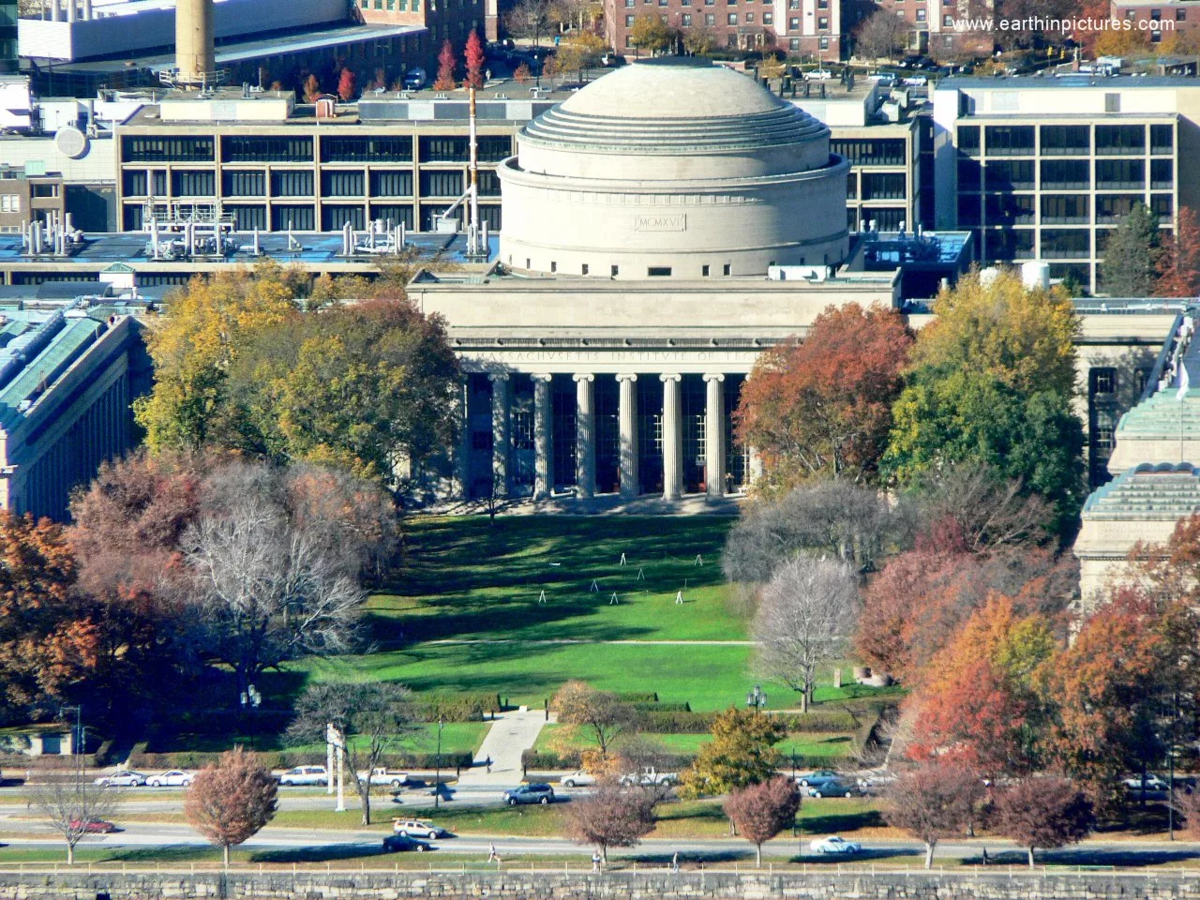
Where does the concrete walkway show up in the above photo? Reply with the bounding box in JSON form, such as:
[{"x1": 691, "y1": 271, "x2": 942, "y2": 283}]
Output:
[{"x1": 457, "y1": 709, "x2": 554, "y2": 787}]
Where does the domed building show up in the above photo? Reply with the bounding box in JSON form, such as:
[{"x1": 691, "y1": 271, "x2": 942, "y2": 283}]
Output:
[{"x1": 497, "y1": 58, "x2": 850, "y2": 279}]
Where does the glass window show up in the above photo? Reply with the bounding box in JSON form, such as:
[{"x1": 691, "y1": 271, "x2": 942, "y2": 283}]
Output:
[
  {"x1": 271, "y1": 170, "x2": 315, "y2": 197},
  {"x1": 1151, "y1": 123, "x2": 1174, "y2": 153},
  {"x1": 984, "y1": 125, "x2": 1035, "y2": 156},
  {"x1": 122, "y1": 136, "x2": 214, "y2": 162},
  {"x1": 1040, "y1": 125, "x2": 1089, "y2": 155},
  {"x1": 1090, "y1": 368, "x2": 1117, "y2": 395},
  {"x1": 222, "y1": 136, "x2": 312, "y2": 163},
  {"x1": 321, "y1": 170, "x2": 365, "y2": 197},
  {"x1": 1040, "y1": 159, "x2": 1089, "y2": 189},
  {"x1": 171, "y1": 170, "x2": 215, "y2": 196},
  {"x1": 222, "y1": 170, "x2": 265, "y2": 196},
  {"x1": 1095, "y1": 124, "x2": 1145, "y2": 154},
  {"x1": 321, "y1": 136, "x2": 412, "y2": 162},
  {"x1": 957, "y1": 125, "x2": 980, "y2": 154},
  {"x1": 1096, "y1": 158, "x2": 1144, "y2": 188},
  {"x1": 1041, "y1": 194, "x2": 1089, "y2": 224}
]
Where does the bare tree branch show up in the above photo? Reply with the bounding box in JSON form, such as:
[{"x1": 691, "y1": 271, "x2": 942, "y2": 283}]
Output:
[{"x1": 29, "y1": 767, "x2": 122, "y2": 864}]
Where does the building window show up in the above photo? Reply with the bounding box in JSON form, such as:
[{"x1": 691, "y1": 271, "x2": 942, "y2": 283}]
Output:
[
  {"x1": 322, "y1": 136, "x2": 412, "y2": 162},
  {"x1": 723, "y1": 263, "x2": 731, "y2": 275},
  {"x1": 171, "y1": 170, "x2": 215, "y2": 197},
  {"x1": 626, "y1": 14, "x2": 634, "y2": 24},
  {"x1": 942, "y1": 13, "x2": 952, "y2": 24},
  {"x1": 1090, "y1": 368, "x2": 1117, "y2": 396},
  {"x1": 819, "y1": 36, "x2": 829, "y2": 48},
  {"x1": 1105, "y1": 92, "x2": 1120, "y2": 112},
  {"x1": 1178, "y1": 8, "x2": 1186, "y2": 19},
  {"x1": 612, "y1": 264, "x2": 619, "y2": 276},
  {"x1": 702, "y1": 264, "x2": 710, "y2": 276},
  {"x1": 763, "y1": 11, "x2": 772, "y2": 23},
  {"x1": 705, "y1": 13, "x2": 714, "y2": 24},
  {"x1": 322, "y1": 170, "x2": 365, "y2": 197},
  {"x1": 1093, "y1": 410, "x2": 1116, "y2": 454},
  {"x1": 0, "y1": 194, "x2": 18, "y2": 213},
  {"x1": 745, "y1": 11, "x2": 754, "y2": 21},
  {"x1": 122, "y1": 136, "x2": 215, "y2": 163},
  {"x1": 551, "y1": 261, "x2": 557, "y2": 272},
  {"x1": 370, "y1": 170, "x2": 413, "y2": 197},
  {"x1": 648, "y1": 266, "x2": 672, "y2": 276},
  {"x1": 223, "y1": 136, "x2": 313, "y2": 163},
  {"x1": 582, "y1": 264, "x2": 589, "y2": 275},
  {"x1": 789, "y1": 15, "x2": 799, "y2": 27},
  {"x1": 681, "y1": 12, "x2": 691, "y2": 23},
  {"x1": 271, "y1": 170, "x2": 315, "y2": 197},
  {"x1": 789, "y1": 37, "x2": 799, "y2": 49},
  {"x1": 222, "y1": 170, "x2": 265, "y2": 197},
  {"x1": 818, "y1": 15, "x2": 828, "y2": 27},
  {"x1": 727, "y1": 13, "x2": 736, "y2": 23},
  {"x1": 915, "y1": 8, "x2": 925, "y2": 19}
]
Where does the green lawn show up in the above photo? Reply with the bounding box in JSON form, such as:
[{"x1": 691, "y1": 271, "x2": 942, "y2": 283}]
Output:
[{"x1": 534, "y1": 724, "x2": 857, "y2": 759}]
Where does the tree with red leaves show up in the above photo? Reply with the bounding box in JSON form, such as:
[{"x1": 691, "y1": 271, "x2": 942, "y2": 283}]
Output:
[
  {"x1": 735, "y1": 302, "x2": 912, "y2": 494},
  {"x1": 1156, "y1": 207, "x2": 1200, "y2": 298},
  {"x1": 434, "y1": 39, "x2": 458, "y2": 90},
  {"x1": 992, "y1": 777, "x2": 1093, "y2": 868},
  {"x1": 724, "y1": 776, "x2": 800, "y2": 867},
  {"x1": 302, "y1": 73, "x2": 321, "y2": 102},
  {"x1": 337, "y1": 67, "x2": 357, "y2": 101},
  {"x1": 885, "y1": 762, "x2": 985, "y2": 868},
  {"x1": 564, "y1": 782, "x2": 656, "y2": 862},
  {"x1": 464, "y1": 30, "x2": 485, "y2": 88},
  {"x1": 184, "y1": 748, "x2": 279, "y2": 867}
]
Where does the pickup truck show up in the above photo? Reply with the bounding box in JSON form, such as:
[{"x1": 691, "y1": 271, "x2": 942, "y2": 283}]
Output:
[
  {"x1": 356, "y1": 767, "x2": 411, "y2": 788},
  {"x1": 619, "y1": 767, "x2": 677, "y2": 787}
]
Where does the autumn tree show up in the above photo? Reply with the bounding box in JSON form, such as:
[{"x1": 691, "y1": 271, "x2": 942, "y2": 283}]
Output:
[
  {"x1": 514, "y1": 61, "x2": 533, "y2": 83},
  {"x1": 302, "y1": 73, "x2": 321, "y2": 101},
  {"x1": 1101, "y1": 202, "x2": 1162, "y2": 297},
  {"x1": 184, "y1": 748, "x2": 278, "y2": 867},
  {"x1": 629, "y1": 13, "x2": 672, "y2": 54},
  {"x1": 554, "y1": 32, "x2": 606, "y2": 80},
  {"x1": 854, "y1": 9, "x2": 910, "y2": 60},
  {"x1": 337, "y1": 67, "x2": 357, "y2": 101},
  {"x1": 1156, "y1": 206, "x2": 1200, "y2": 298},
  {"x1": 564, "y1": 782, "x2": 656, "y2": 862},
  {"x1": 465, "y1": 30, "x2": 486, "y2": 88},
  {"x1": 992, "y1": 778, "x2": 1093, "y2": 868},
  {"x1": 680, "y1": 708, "x2": 785, "y2": 798},
  {"x1": 288, "y1": 681, "x2": 417, "y2": 825},
  {"x1": 883, "y1": 269, "x2": 1085, "y2": 533},
  {"x1": 434, "y1": 39, "x2": 458, "y2": 90},
  {"x1": 753, "y1": 556, "x2": 858, "y2": 713},
  {"x1": 884, "y1": 762, "x2": 985, "y2": 868},
  {"x1": 30, "y1": 768, "x2": 122, "y2": 864},
  {"x1": 682, "y1": 20, "x2": 715, "y2": 55},
  {"x1": 551, "y1": 681, "x2": 634, "y2": 770},
  {"x1": 736, "y1": 303, "x2": 913, "y2": 493},
  {"x1": 724, "y1": 776, "x2": 801, "y2": 867}
]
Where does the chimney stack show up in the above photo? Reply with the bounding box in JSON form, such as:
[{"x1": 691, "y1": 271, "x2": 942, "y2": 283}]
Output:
[{"x1": 175, "y1": 0, "x2": 215, "y2": 88}]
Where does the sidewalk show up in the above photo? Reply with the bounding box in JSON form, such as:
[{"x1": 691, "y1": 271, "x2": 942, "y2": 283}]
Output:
[{"x1": 457, "y1": 709, "x2": 553, "y2": 787}]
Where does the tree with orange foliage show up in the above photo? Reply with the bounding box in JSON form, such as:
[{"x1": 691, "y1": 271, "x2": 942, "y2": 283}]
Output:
[
  {"x1": 434, "y1": 39, "x2": 458, "y2": 90},
  {"x1": 1156, "y1": 207, "x2": 1200, "y2": 298},
  {"x1": 735, "y1": 303, "x2": 912, "y2": 494},
  {"x1": 464, "y1": 30, "x2": 485, "y2": 88},
  {"x1": 337, "y1": 67, "x2": 357, "y2": 101},
  {"x1": 184, "y1": 748, "x2": 279, "y2": 867},
  {"x1": 514, "y1": 61, "x2": 533, "y2": 84},
  {"x1": 302, "y1": 73, "x2": 321, "y2": 102},
  {"x1": 906, "y1": 596, "x2": 1057, "y2": 778}
]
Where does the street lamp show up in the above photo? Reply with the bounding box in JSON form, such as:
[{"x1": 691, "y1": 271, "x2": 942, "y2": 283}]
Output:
[
  {"x1": 61, "y1": 705, "x2": 83, "y2": 759},
  {"x1": 240, "y1": 684, "x2": 261, "y2": 751},
  {"x1": 434, "y1": 718, "x2": 444, "y2": 809},
  {"x1": 746, "y1": 685, "x2": 768, "y2": 712}
]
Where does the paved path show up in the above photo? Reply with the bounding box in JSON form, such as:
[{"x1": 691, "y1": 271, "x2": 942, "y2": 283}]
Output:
[{"x1": 457, "y1": 709, "x2": 553, "y2": 788}]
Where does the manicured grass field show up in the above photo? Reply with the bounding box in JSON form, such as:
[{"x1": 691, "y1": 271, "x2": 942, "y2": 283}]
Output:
[{"x1": 534, "y1": 724, "x2": 857, "y2": 760}]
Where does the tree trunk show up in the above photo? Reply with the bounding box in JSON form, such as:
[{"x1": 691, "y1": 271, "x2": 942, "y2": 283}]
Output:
[
  {"x1": 924, "y1": 843, "x2": 934, "y2": 869},
  {"x1": 223, "y1": 844, "x2": 231, "y2": 868},
  {"x1": 601, "y1": 845, "x2": 608, "y2": 863},
  {"x1": 800, "y1": 689, "x2": 809, "y2": 714},
  {"x1": 755, "y1": 844, "x2": 762, "y2": 868},
  {"x1": 66, "y1": 841, "x2": 74, "y2": 865},
  {"x1": 362, "y1": 787, "x2": 372, "y2": 826},
  {"x1": 1027, "y1": 847, "x2": 1035, "y2": 869}
]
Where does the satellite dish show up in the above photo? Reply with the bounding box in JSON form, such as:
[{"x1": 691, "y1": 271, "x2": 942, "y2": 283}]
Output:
[{"x1": 55, "y1": 126, "x2": 89, "y2": 159}]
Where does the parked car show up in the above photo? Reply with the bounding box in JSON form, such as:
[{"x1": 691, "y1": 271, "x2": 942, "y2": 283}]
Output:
[
  {"x1": 146, "y1": 770, "x2": 193, "y2": 787},
  {"x1": 796, "y1": 769, "x2": 839, "y2": 787},
  {"x1": 70, "y1": 818, "x2": 119, "y2": 834},
  {"x1": 560, "y1": 770, "x2": 596, "y2": 788},
  {"x1": 867, "y1": 72, "x2": 897, "y2": 86},
  {"x1": 903, "y1": 74, "x2": 929, "y2": 87},
  {"x1": 392, "y1": 819, "x2": 448, "y2": 839},
  {"x1": 1124, "y1": 774, "x2": 1169, "y2": 791},
  {"x1": 94, "y1": 771, "x2": 146, "y2": 787},
  {"x1": 278, "y1": 765, "x2": 328, "y2": 786},
  {"x1": 807, "y1": 778, "x2": 858, "y2": 799},
  {"x1": 357, "y1": 767, "x2": 410, "y2": 788},
  {"x1": 402, "y1": 68, "x2": 427, "y2": 90},
  {"x1": 619, "y1": 767, "x2": 677, "y2": 787},
  {"x1": 503, "y1": 783, "x2": 555, "y2": 805},
  {"x1": 809, "y1": 835, "x2": 861, "y2": 855},
  {"x1": 803, "y1": 69, "x2": 834, "y2": 81},
  {"x1": 382, "y1": 834, "x2": 431, "y2": 853}
]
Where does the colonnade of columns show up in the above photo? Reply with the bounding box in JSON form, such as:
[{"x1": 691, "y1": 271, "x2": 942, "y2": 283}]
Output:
[{"x1": 473, "y1": 371, "x2": 755, "y2": 502}]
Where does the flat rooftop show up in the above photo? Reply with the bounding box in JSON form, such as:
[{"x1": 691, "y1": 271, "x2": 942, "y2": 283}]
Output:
[{"x1": 940, "y1": 74, "x2": 1200, "y2": 90}]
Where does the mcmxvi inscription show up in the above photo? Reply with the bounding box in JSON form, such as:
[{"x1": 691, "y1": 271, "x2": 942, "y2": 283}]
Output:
[{"x1": 633, "y1": 214, "x2": 687, "y2": 232}]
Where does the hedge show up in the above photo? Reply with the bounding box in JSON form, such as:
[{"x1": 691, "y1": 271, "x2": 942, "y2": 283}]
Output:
[
  {"x1": 127, "y1": 749, "x2": 474, "y2": 771},
  {"x1": 413, "y1": 693, "x2": 498, "y2": 723},
  {"x1": 629, "y1": 701, "x2": 691, "y2": 713},
  {"x1": 626, "y1": 709, "x2": 862, "y2": 734},
  {"x1": 611, "y1": 692, "x2": 659, "y2": 703}
]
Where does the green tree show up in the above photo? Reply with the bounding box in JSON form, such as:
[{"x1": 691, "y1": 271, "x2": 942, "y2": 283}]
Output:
[
  {"x1": 679, "y1": 707, "x2": 786, "y2": 798},
  {"x1": 1101, "y1": 201, "x2": 1162, "y2": 297},
  {"x1": 554, "y1": 32, "x2": 606, "y2": 79},
  {"x1": 882, "y1": 269, "x2": 1085, "y2": 532},
  {"x1": 630, "y1": 13, "x2": 672, "y2": 54}
]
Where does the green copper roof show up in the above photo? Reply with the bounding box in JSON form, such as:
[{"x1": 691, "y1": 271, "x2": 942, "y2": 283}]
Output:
[
  {"x1": 1116, "y1": 392, "x2": 1200, "y2": 438},
  {"x1": 1083, "y1": 463, "x2": 1200, "y2": 519}
]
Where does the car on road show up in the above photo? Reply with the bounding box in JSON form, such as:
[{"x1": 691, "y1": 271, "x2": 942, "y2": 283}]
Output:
[
  {"x1": 392, "y1": 819, "x2": 448, "y2": 839},
  {"x1": 357, "y1": 767, "x2": 410, "y2": 788},
  {"x1": 803, "y1": 69, "x2": 834, "y2": 81},
  {"x1": 809, "y1": 835, "x2": 861, "y2": 855},
  {"x1": 806, "y1": 778, "x2": 858, "y2": 798},
  {"x1": 903, "y1": 74, "x2": 929, "y2": 86},
  {"x1": 71, "y1": 818, "x2": 119, "y2": 834},
  {"x1": 382, "y1": 834, "x2": 431, "y2": 853},
  {"x1": 402, "y1": 68, "x2": 427, "y2": 90},
  {"x1": 504, "y1": 783, "x2": 555, "y2": 805},
  {"x1": 1124, "y1": 775, "x2": 1169, "y2": 791},
  {"x1": 560, "y1": 770, "x2": 596, "y2": 788},
  {"x1": 146, "y1": 770, "x2": 193, "y2": 788},
  {"x1": 278, "y1": 766, "x2": 328, "y2": 786},
  {"x1": 619, "y1": 767, "x2": 677, "y2": 787},
  {"x1": 796, "y1": 769, "x2": 839, "y2": 787},
  {"x1": 94, "y1": 771, "x2": 146, "y2": 787},
  {"x1": 867, "y1": 72, "x2": 897, "y2": 86}
]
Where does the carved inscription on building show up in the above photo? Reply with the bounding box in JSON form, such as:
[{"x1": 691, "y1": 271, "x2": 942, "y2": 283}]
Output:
[{"x1": 633, "y1": 214, "x2": 687, "y2": 232}]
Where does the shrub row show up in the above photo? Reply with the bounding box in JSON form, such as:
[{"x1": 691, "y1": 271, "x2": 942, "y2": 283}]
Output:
[
  {"x1": 611, "y1": 692, "x2": 659, "y2": 703},
  {"x1": 127, "y1": 748, "x2": 475, "y2": 772},
  {"x1": 625, "y1": 709, "x2": 861, "y2": 734},
  {"x1": 520, "y1": 748, "x2": 848, "y2": 774},
  {"x1": 413, "y1": 693, "x2": 498, "y2": 723},
  {"x1": 628, "y1": 701, "x2": 691, "y2": 713}
]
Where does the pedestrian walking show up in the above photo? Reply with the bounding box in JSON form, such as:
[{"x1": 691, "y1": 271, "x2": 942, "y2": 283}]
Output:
[
  {"x1": 486, "y1": 755, "x2": 492, "y2": 773},
  {"x1": 592, "y1": 850, "x2": 602, "y2": 872},
  {"x1": 671, "y1": 852, "x2": 679, "y2": 873},
  {"x1": 488, "y1": 843, "x2": 499, "y2": 863}
]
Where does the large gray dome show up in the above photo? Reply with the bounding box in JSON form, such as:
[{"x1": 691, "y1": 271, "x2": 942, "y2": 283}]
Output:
[{"x1": 497, "y1": 58, "x2": 849, "y2": 280}]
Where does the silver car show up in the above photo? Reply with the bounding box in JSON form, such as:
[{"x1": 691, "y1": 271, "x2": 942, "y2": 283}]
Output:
[{"x1": 94, "y1": 771, "x2": 146, "y2": 787}]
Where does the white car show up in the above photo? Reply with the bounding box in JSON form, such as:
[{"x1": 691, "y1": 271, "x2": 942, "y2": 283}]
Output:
[
  {"x1": 903, "y1": 74, "x2": 929, "y2": 86},
  {"x1": 560, "y1": 770, "x2": 596, "y2": 788},
  {"x1": 279, "y1": 765, "x2": 329, "y2": 786},
  {"x1": 392, "y1": 819, "x2": 447, "y2": 839},
  {"x1": 803, "y1": 69, "x2": 834, "y2": 81},
  {"x1": 1124, "y1": 775, "x2": 1169, "y2": 791},
  {"x1": 94, "y1": 771, "x2": 146, "y2": 787},
  {"x1": 809, "y1": 835, "x2": 862, "y2": 855},
  {"x1": 146, "y1": 770, "x2": 193, "y2": 787}
]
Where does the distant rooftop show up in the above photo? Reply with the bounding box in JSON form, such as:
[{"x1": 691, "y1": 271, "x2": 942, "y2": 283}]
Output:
[
  {"x1": 940, "y1": 74, "x2": 1200, "y2": 90},
  {"x1": 1083, "y1": 463, "x2": 1200, "y2": 518}
]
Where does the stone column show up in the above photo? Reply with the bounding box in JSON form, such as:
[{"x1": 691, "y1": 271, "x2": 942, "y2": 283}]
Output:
[
  {"x1": 661, "y1": 373, "x2": 682, "y2": 502},
  {"x1": 703, "y1": 374, "x2": 726, "y2": 499},
  {"x1": 489, "y1": 372, "x2": 509, "y2": 498},
  {"x1": 532, "y1": 374, "x2": 553, "y2": 501},
  {"x1": 574, "y1": 374, "x2": 595, "y2": 501},
  {"x1": 617, "y1": 374, "x2": 639, "y2": 499}
]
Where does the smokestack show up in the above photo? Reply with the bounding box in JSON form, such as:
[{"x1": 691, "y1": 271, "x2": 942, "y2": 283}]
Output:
[{"x1": 175, "y1": 0, "x2": 215, "y2": 88}]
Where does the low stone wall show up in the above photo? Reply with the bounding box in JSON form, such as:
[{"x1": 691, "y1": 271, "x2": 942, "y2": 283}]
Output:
[{"x1": 4, "y1": 869, "x2": 1200, "y2": 900}]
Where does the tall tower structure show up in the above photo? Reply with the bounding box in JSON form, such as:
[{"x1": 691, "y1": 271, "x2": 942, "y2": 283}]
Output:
[{"x1": 173, "y1": 0, "x2": 216, "y2": 87}]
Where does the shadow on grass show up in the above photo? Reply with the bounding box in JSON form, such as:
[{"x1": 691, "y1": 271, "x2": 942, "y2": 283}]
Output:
[
  {"x1": 790, "y1": 848, "x2": 923, "y2": 864},
  {"x1": 251, "y1": 844, "x2": 385, "y2": 864},
  {"x1": 800, "y1": 810, "x2": 886, "y2": 833},
  {"x1": 629, "y1": 850, "x2": 752, "y2": 865},
  {"x1": 104, "y1": 845, "x2": 219, "y2": 864}
]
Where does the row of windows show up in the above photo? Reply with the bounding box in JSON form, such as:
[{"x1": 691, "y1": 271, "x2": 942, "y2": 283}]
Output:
[
  {"x1": 960, "y1": 192, "x2": 1173, "y2": 226},
  {"x1": 830, "y1": 138, "x2": 906, "y2": 166},
  {"x1": 958, "y1": 157, "x2": 1173, "y2": 190},
  {"x1": 957, "y1": 123, "x2": 1174, "y2": 156},
  {"x1": 121, "y1": 168, "x2": 499, "y2": 199},
  {"x1": 976, "y1": 225, "x2": 1172, "y2": 261},
  {"x1": 123, "y1": 134, "x2": 512, "y2": 164}
]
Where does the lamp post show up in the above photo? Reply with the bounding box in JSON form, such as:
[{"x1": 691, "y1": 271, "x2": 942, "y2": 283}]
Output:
[
  {"x1": 61, "y1": 705, "x2": 83, "y2": 759},
  {"x1": 746, "y1": 685, "x2": 768, "y2": 713},
  {"x1": 240, "y1": 684, "x2": 261, "y2": 751},
  {"x1": 434, "y1": 718, "x2": 444, "y2": 809}
]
